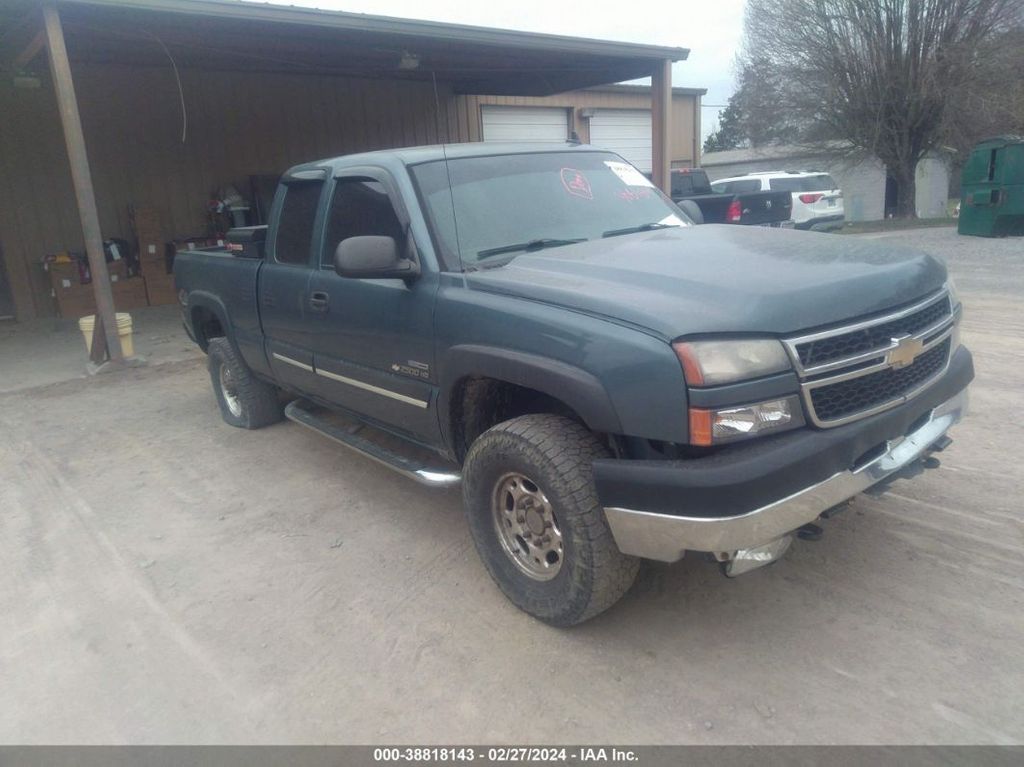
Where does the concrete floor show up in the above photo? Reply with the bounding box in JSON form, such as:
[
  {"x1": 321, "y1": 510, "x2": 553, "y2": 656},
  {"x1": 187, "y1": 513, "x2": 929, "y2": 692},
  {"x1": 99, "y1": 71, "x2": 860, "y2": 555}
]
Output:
[
  {"x1": 0, "y1": 305, "x2": 202, "y2": 394},
  {"x1": 0, "y1": 227, "x2": 1021, "y2": 744}
]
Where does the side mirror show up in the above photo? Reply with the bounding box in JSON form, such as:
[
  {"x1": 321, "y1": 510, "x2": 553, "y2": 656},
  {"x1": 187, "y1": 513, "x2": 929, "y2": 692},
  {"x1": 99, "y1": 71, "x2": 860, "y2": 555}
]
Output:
[
  {"x1": 678, "y1": 199, "x2": 704, "y2": 225},
  {"x1": 333, "y1": 236, "x2": 419, "y2": 280}
]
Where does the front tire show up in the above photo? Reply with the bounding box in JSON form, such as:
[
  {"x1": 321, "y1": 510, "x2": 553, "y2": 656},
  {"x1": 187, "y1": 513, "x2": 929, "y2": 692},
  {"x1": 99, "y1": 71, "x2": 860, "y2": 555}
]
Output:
[
  {"x1": 462, "y1": 414, "x2": 639, "y2": 626},
  {"x1": 207, "y1": 337, "x2": 283, "y2": 429}
]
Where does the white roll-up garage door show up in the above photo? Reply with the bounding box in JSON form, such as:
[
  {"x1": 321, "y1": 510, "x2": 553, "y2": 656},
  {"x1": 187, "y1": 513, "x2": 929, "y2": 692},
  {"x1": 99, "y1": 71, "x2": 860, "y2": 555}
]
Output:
[
  {"x1": 588, "y1": 109, "x2": 653, "y2": 172},
  {"x1": 481, "y1": 106, "x2": 570, "y2": 144}
]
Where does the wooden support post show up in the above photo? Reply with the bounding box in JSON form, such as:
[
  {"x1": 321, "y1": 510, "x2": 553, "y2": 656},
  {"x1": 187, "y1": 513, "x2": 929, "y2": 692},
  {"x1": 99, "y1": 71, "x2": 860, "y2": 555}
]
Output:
[
  {"x1": 651, "y1": 59, "x2": 672, "y2": 194},
  {"x1": 42, "y1": 5, "x2": 123, "y2": 362},
  {"x1": 89, "y1": 313, "x2": 109, "y2": 365}
]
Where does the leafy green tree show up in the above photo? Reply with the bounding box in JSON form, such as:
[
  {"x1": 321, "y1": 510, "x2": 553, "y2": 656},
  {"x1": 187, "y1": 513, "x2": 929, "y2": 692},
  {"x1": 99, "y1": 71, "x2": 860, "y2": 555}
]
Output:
[{"x1": 703, "y1": 98, "x2": 745, "y2": 153}]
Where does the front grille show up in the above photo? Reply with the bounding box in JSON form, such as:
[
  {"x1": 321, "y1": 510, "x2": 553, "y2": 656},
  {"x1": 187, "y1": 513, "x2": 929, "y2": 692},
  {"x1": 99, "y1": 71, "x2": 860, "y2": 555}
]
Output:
[
  {"x1": 797, "y1": 296, "x2": 951, "y2": 367},
  {"x1": 809, "y1": 338, "x2": 951, "y2": 422}
]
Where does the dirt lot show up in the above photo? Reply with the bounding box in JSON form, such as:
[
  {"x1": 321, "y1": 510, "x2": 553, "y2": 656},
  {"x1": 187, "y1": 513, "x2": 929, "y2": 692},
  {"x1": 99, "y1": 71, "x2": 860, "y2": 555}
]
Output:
[{"x1": 0, "y1": 227, "x2": 1021, "y2": 744}]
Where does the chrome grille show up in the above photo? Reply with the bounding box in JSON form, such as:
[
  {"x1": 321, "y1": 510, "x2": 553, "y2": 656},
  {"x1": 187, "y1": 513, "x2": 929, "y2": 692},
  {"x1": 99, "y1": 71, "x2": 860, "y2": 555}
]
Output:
[
  {"x1": 784, "y1": 289, "x2": 958, "y2": 428},
  {"x1": 796, "y1": 296, "x2": 951, "y2": 367},
  {"x1": 809, "y1": 339, "x2": 951, "y2": 422}
]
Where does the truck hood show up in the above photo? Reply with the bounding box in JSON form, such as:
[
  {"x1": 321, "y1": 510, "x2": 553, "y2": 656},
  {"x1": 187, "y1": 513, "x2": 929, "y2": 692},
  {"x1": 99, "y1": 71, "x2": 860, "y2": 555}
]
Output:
[{"x1": 464, "y1": 225, "x2": 947, "y2": 339}]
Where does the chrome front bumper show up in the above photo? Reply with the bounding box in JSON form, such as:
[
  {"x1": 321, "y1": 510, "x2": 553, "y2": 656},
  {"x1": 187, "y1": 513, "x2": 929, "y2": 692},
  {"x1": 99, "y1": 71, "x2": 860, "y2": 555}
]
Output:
[{"x1": 603, "y1": 388, "x2": 968, "y2": 563}]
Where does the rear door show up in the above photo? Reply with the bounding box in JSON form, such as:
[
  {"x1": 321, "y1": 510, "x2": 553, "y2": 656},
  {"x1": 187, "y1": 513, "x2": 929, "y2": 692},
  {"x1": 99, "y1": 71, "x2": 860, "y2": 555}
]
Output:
[
  {"x1": 304, "y1": 170, "x2": 441, "y2": 443},
  {"x1": 259, "y1": 173, "x2": 326, "y2": 394}
]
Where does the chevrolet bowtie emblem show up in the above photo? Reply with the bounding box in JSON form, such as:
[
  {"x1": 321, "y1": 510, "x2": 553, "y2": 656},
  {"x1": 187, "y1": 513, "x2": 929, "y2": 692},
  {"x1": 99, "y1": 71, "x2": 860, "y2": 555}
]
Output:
[{"x1": 887, "y1": 335, "x2": 924, "y2": 369}]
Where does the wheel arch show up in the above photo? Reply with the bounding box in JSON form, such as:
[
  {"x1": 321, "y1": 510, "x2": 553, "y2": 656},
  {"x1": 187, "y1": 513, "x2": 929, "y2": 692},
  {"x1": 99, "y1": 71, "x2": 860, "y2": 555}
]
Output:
[
  {"x1": 440, "y1": 345, "x2": 622, "y2": 460},
  {"x1": 186, "y1": 291, "x2": 232, "y2": 352}
]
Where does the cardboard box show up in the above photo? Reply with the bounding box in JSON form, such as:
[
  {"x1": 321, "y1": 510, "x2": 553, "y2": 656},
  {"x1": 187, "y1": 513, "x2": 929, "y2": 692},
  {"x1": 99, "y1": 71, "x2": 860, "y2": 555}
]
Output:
[
  {"x1": 132, "y1": 205, "x2": 165, "y2": 274},
  {"x1": 47, "y1": 259, "x2": 128, "y2": 291},
  {"x1": 52, "y1": 276, "x2": 149, "y2": 317},
  {"x1": 112, "y1": 277, "x2": 150, "y2": 311},
  {"x1": 138, "y1": 251, "x2": 169, "y2": 278},
  {"x1": 144, "y1": 273, "x2": 178, "y2": 306},
  {"x1": 53, "y1": 281, "x2": 97, "y2": 319}
]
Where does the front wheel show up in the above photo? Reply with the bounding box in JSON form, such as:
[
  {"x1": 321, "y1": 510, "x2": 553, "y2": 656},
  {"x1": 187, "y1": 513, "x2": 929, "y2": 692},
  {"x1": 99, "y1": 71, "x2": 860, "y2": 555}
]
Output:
[{"x1": 462, "y1": 414, "x2": 639, "y2": 626}]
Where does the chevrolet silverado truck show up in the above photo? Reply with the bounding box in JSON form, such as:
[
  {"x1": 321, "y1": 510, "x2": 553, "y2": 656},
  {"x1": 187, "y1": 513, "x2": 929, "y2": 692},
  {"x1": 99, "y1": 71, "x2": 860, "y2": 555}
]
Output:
[
  {"x1": 175, "y1": 143, "x2": 973, "y2": 626},
  {"x1": 666, "y1": 167, "x2": 793, "y2": 226}
]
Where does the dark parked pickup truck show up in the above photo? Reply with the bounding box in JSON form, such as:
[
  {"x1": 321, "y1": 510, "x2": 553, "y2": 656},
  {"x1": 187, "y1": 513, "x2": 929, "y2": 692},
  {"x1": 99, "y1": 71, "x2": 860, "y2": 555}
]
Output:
[
  {"x1": 668, "y1": 167, "x2": 793, "y2": 226},
  {"x1": 176, "y1": 143, "x2": 972, "y2": 626}
]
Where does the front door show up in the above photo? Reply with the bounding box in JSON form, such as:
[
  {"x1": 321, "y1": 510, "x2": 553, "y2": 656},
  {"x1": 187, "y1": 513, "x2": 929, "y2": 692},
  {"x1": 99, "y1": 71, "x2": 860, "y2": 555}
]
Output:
[
  {"x1": 305, "y1": 173, "x2": 440, "y2": 443},
  {"x1": 260, "y1": 176, "x2": 324, "y2": 394}
]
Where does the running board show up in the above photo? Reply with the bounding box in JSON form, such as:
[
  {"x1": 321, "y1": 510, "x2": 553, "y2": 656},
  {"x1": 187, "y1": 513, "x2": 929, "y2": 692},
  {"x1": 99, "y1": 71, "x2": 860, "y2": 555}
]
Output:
[{"x1": 284, "y1": 400, "x2": 461, "y2": 487}]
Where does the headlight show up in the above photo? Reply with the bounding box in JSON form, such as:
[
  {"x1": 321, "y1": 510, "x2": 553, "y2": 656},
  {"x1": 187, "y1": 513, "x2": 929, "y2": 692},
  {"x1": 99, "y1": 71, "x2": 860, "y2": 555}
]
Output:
[
  {"x1": 673, "y1": 339, "x2": 791, "y2": 386},
  {"x1": 946, "y1": 278, "x2": 961, "y2": 310},
  {"x1": 945, "y1": 280, "x2": 963, "y2": 352},
  {"x1": 689, "y1": 395, "x2": 803, "y2": 446}
]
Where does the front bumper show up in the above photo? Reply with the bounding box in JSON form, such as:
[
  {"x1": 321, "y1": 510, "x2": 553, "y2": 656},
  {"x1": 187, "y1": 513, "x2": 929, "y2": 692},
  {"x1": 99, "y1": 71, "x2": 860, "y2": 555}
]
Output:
[{"x1": 597, "y1": 349, "x2": 972, "y2": 562}]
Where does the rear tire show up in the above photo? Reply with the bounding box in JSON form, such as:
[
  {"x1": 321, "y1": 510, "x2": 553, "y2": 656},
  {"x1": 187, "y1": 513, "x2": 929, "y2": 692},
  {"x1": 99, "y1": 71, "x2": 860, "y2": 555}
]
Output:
[
  {"x1": 462, "y1": 414, "x2": 639, "y2": 626},
  {"x1": 207, "y1": 337, "x2": 283, "y2": 429}
]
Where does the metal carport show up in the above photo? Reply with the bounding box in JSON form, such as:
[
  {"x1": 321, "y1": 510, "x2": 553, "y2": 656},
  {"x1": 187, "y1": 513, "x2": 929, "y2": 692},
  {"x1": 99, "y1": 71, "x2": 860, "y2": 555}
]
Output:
[{"x1": 0, "y1": 0, "x2": 686, "y2": 361}]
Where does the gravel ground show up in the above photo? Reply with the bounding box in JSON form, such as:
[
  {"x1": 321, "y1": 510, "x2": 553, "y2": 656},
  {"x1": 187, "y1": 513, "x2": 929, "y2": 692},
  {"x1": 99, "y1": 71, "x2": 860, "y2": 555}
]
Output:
[{"x1": 0, "y1": 227, "x2": 1020, "y2": 744}]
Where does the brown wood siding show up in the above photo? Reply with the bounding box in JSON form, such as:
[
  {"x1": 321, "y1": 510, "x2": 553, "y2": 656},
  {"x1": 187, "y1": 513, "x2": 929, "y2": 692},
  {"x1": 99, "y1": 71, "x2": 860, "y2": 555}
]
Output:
[{"x1": 0, "y1": 63, "x2": 459, "y2": 320}]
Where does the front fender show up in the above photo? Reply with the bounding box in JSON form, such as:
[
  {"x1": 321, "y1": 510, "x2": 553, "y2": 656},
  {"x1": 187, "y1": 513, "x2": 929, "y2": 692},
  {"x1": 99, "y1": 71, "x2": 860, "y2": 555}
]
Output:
[{"x1": 439, "y1": 344, "x2": 623, "y2": 445}]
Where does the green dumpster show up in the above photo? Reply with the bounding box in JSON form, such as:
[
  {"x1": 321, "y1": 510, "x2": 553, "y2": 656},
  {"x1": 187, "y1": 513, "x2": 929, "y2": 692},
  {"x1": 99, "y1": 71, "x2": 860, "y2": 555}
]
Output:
[{"x1": 958, "y1": 135, "x2": 1024, "y2": 237}]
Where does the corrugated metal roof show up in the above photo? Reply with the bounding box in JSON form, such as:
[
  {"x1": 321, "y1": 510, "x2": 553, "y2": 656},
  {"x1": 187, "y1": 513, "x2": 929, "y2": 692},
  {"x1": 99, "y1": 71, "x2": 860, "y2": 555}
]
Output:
[
  {"x1": 54, "y1": 0, "x2": 689, "y2": 60},
  {"x1": 0, "y1": 0, "x2": 690, "y2": 95}
]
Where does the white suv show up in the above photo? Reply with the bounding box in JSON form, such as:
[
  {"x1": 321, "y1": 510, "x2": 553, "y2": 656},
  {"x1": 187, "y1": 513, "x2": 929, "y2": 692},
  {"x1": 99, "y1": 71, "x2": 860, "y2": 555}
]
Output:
[{"x1": 711, "y1": 171, "x2": 845, "y2": 230}]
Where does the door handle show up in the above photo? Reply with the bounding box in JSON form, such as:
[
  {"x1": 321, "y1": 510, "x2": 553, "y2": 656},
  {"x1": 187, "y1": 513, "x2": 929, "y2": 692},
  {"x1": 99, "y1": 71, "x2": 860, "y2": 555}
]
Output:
[{"x1": 309, "y1": 291, "x2": 329, "y2": 312}]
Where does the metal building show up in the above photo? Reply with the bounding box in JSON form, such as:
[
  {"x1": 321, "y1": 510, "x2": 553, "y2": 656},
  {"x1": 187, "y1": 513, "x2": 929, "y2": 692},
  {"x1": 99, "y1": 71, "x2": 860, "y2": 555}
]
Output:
[{"x1": 0, "y1": 0, "x2": 690, "y2": 348}]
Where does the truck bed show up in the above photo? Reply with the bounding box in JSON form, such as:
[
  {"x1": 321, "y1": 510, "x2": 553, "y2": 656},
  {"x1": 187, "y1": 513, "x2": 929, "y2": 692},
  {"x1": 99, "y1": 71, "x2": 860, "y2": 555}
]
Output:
[{"x1": 173, "y1": 246, "x2": 264, "y2": 359}]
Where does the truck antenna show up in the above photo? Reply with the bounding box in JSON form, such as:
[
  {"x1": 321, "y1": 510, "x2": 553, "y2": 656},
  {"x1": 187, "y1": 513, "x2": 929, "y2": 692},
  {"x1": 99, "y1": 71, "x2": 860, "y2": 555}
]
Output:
[{"x1": 432, "y1": 71, "x2": 464, "y2": 270}]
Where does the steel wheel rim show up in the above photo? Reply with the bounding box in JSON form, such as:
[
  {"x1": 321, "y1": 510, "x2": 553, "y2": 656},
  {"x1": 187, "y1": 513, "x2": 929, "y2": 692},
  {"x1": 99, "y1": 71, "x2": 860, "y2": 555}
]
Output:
[
  {"x1": 492, "y1": 472, "x2": 563, "y2": 581},
  {"x1": 219, "y1": 363, "x2": 243, "y2": 417}
]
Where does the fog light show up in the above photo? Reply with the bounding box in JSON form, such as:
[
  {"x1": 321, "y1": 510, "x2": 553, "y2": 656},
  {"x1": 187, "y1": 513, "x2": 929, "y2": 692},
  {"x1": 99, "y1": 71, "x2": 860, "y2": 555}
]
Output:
[{"x1": 689, "y1": 395, "x2": 801, "y2": 445}]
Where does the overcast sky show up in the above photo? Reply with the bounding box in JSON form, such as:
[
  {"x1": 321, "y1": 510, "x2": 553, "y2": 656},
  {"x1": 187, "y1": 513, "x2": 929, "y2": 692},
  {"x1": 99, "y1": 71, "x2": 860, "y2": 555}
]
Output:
[{"x1": 260, "y1": 0, "x2": 746, "y2": 140}]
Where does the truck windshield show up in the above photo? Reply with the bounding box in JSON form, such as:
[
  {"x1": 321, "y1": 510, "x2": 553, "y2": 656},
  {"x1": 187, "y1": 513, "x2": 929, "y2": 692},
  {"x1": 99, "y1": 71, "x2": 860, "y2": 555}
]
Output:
[{"x1": 410, "y1": 152, "x2": 688, "y2": 270}]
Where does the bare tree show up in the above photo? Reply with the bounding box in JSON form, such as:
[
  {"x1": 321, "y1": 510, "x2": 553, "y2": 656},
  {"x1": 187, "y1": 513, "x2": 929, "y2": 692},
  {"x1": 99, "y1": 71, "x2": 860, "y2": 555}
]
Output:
[{"x1": 743, "y1": 0, "x2": 1023, "y2": 217}]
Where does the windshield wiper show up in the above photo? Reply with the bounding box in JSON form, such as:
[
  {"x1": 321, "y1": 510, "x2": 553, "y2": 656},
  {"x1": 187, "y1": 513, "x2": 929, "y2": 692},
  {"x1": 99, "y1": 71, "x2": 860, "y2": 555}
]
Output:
[
  {"x1": 602, "y1": 222, "x2": 680, "y2": 238},
  {"x1": 476, "y1": 238, "x2": 586, "y2": 260}
]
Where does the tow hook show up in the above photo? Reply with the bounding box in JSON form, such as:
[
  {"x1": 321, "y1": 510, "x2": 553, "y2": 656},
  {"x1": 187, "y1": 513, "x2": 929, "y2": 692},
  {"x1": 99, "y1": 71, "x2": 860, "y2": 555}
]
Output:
[
  {"x1": 821, "y1": 501, "x2": 850, "y2": 519},
  {"x1": 796, "y1": 522, "x2": 824, "y2": 541}
]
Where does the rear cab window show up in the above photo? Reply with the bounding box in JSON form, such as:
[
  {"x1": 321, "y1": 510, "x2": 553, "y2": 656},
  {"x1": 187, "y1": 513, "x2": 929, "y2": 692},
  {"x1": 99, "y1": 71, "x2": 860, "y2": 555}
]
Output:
[
  {"x1": 274, "y1": 181, "x2": 324, "y2": 265},
  {"x1": 670, "y1": 170, "x2": 711, "y2": 196}
]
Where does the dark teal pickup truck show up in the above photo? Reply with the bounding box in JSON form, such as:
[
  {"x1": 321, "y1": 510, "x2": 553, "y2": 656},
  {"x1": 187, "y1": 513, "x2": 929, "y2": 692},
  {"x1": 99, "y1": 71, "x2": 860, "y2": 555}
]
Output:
[{"x1": 175, "y1": 143, "x2": 973, "y2": 626}]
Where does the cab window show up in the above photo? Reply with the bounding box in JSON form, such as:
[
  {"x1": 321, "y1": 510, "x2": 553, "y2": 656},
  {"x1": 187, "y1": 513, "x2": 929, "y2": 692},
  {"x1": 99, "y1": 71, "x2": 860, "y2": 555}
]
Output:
[
  {"x1": 274, "y1": 181, "x2": 323, "y2": 265},
  {"x1": 321, "y1": 179, "x2": 405, "y2": 267}
]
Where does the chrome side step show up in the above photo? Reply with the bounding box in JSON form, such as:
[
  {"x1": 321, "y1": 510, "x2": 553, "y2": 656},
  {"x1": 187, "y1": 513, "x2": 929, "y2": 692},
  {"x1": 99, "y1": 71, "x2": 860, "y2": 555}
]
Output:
[{"x1": 284, "y1": 400, "x2": 461, "y2": 487}]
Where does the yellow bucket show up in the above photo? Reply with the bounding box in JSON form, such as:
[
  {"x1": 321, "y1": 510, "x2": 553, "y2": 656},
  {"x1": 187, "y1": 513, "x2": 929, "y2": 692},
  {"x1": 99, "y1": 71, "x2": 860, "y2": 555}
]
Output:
[{"x1": 78, "y1": 313, "x2": 134, "y2": 358}]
